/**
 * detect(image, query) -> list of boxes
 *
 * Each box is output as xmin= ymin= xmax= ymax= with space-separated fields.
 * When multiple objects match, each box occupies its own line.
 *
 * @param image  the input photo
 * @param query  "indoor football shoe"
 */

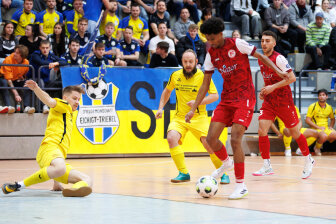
xmin=211 ymin=157 xmax=234 ymax=179
xmin=62 ymin=186 xmax=92 ymax=197
xmin=252 ymin=165 xmax=274 ymax=176
xmin=2 ymin=182 xmax=21 ymax=194
xmin=220 ymin=173 xmax=230 ymax=184
xmin=171 ymin=172 xmax=190 ymax=183
xmin=302 ymin=155 xmax=315 ymax=179
xmin=228 ymin=183 xmax=248 ymax=200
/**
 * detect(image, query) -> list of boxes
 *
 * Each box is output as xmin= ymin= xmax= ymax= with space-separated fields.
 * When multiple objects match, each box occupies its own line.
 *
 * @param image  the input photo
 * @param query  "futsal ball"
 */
xmin=86 ymin=79 xmax=108 ymax=99
xmin=196 ymin=176 xmax=218 ymax=198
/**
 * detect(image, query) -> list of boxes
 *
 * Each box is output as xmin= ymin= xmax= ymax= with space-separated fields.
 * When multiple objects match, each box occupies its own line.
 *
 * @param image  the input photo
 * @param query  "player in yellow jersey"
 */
xmin=155 ymin=49 xmax=230 ymax=184
xmin=305 ymin=89 xmax=336 ymax=155
xmin=271 ymin=106 xmax=326 ymax=156
xmin=2 ymin=80 xmax=92 ymax=197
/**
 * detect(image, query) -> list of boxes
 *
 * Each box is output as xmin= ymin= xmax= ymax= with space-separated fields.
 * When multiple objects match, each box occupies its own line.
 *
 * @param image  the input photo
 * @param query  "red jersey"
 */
xmin=258 ymin=51 xmax=293 ymax=107
xmin=204 ymin=38 xmax=256 ymax=109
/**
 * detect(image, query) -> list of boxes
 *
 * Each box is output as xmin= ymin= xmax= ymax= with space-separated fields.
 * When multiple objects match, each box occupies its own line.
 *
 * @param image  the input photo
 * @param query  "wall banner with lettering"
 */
xmin=61 ymin=67 xmax=227 ymax=154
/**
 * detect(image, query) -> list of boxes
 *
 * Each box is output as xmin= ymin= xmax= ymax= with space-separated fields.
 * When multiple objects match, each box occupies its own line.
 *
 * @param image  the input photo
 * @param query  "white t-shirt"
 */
xmin=148 ymin=36 xmax=175 ymax=53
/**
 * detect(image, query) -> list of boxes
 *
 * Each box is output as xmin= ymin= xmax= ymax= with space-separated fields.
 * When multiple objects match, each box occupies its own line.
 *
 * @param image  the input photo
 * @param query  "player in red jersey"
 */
xmin=253 ymin=30 xmax=315 ymax=179
xmin=185 ymin=18 xmax=288 ymax=200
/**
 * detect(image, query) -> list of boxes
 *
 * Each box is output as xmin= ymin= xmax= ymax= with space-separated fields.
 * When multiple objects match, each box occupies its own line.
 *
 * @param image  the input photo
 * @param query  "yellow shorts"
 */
xmin=316 ymin=128 xmax=334 ymax=136
xmin=168 ymin=115 xmax=209 ymax=145
xmin=300 ymin=128 xmax=306 ymax=134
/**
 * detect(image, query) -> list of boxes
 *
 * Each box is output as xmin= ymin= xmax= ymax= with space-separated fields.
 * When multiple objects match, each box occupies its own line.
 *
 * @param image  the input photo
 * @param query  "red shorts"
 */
xmin=259 ymin=102 xmax=299 ymax=128
xmin=211 ymin=104 xmax=254 ymax=128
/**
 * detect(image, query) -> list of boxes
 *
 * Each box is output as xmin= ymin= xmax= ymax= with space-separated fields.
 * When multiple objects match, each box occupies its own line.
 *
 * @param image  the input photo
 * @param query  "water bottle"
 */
xmin=294 ymin=47 xmax=299 ymax=53
xmin=331 ymin=72 xmax=336 ymax=91
xmin=16 ymin=103 xmax=21 ymax=112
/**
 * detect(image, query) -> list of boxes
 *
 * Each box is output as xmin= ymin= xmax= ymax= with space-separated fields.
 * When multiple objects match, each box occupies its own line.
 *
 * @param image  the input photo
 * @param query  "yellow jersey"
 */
xmin=166 ymin=69 xmax=217 ymax=118
xmin=11 ymin=9 xmax=37 ymax=36
xmin=306 ymin=102 xmax=334 ymax=128
xmin=41 ymin=98 xmax=73 ymax=156
xmin=99 ymin=13 xmax=119 ymax=38
xmin=119 ymin=16 xmax=148 ymax=40
xmin=37 ymin=10 xmax=63 ymax=35
xmin=276 ymin=106 xmax=300 ymax=130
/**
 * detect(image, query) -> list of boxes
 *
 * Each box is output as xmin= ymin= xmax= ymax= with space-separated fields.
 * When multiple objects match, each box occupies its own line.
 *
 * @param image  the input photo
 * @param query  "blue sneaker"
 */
xmin=220 ymin=173 xmax=230 ymax=184
xmin=171 ymin=172 xmax=190 ymax=183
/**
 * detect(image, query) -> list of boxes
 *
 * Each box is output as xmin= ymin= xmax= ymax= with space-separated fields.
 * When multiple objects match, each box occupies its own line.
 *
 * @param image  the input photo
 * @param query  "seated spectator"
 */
xmin=87 ymin=42 xmax=114 ymax=67
xmin=95 ymin=22 xmax=126 ymax=66
xmin=0 ymin=0 xmax=23 ymax=23
xmin=70 ymin=17 xmax=91 ymax=55
xmin=99 ymin=0 xmax=120 ymax=38
xmin=116 ymin=0 xmax=131 ymax=19
xmin=0 ymin=45 xmax=35 ymax=114
xmin=0 ymin=21 xmax=19 ymax=63
xmin=11 ymin=0 xmax=37 ymax=37
xmin=56 ymin=0 xmax=73 ymax=18
xmin=232 ymin=29 xmax=241 ymax=38
xmin=214 ymin=0 xmax=232 ymax=21
xmin=47 ymin=22 xmax=69 ymax=57
xmin=176 ymin=24 xmax=205 ymax=68
xmin=117 ymin=3 xmax=149 ymax=53
xmin=149 ymin=41 xmax=179 ymax=68
xmin=197 ymin=8 xmax=212 ymax=43
xmin=170 ymin=0 xmax=199 ymax=23
xmin=19 ymin=24 xmax=42 ymax=58
xmin=118 ymin=26 xmax=142 ymax=66
xmin=314 ymin=0 xmax=336 ymax=28
xmin=330 ymin=25 xmax=336 ymax=68
xmin=29 ymin=39 xmax=67 ymax=113
xmin=149 ymin=0 xmax=177 ymax=43
xmin=256 ymin=0 xmax=271 ymax=19
xmin=289 ymin=0 xmax=314 ymax=53
xmin=305 ymin=12 xmax=332 ymax=69
xmin=148 ymin=22 xmax=175 ymax=55
xmin=173 ymin=7 xmax=194 ymax=40
xmin=264 ymin=0 xmax=297 ymax=55
xmin=37 ymin=0 xmax=64 ymax=38
xmin=231 ymin=0 xmax=262 ymax=40
xmin=65 ymin=0 xmax=84 ymax=36
xmin=131 ymin=0 xmax=155 ymax=22
xmin=61 ymin=38 xmax=83 ymax=65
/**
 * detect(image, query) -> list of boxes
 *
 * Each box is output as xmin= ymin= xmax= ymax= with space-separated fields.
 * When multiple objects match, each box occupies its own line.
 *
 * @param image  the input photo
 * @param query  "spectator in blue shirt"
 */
xmin=61 ymin=38 xmax=83 ymax=65
xmin=87 ymin=42 xmax=113 ymax=67
xmin=118 ymin=26 xmax=141 ymax=66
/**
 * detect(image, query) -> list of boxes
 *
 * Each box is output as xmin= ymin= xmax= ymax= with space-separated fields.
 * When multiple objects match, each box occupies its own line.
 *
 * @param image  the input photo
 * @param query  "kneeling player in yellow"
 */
xmin=2 ymin=80 xmax=92 ymax=197
xmin=155 ymin=49 xmax=230 ymax=184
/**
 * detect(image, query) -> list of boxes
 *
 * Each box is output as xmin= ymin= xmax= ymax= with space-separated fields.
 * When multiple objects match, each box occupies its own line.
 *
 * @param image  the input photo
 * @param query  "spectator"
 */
xmin=116 ymin=0 xmax=131 ymax=19
xmin=256 ymin=0 xmax=271 ymax=19
xmin=118 ymin=26 xmax=142 ymax=66
xmin=264 ymin=0 xmax=297 ymax=55
xmin=0 ymin=0 xmax=23 ymax=23
xmin=87 ymin=42 xmax=114 ymax=67
xmin=65 ymin=0 xmax=84 ymax=36
xmin=149 ymin=0 xmax=177 ymax=43
xmin=0 ymin=21 xmax=19 ymax=63
xmin=197 ymin=8 xmax=212 ymax=43
xmin=231 ymin=0 xmax=262 ymax=40
xmin=82 ymin=0 xmax=110 ymax=34
xmin=37 ymin=0 xmax=64 ymax=38
xmin=170 ymin=0 xmax=199 ymax=23
xmin=173 ymin=7 xmax=195 ymax=40
xmin=29 ymin=39 xmax=67 ymax=113
xmin=56 ymin=0 xmax=72 ymax=18
xmin=117 ymin=3 xmax=149 ymax=52
xmin=289 ymin=0 xmax=314 ymax=52
xmin=61 ymin=38 xmax=83 ymax=65
xmin=214 ymin=0 xmax=232 ymax=21
xmin=19 ymin=24 xmax=42 ymax=57
xmin=305 ymin=12 xmax=332 ymax=69
xmin=132 ymin=0 xmax=155 ymax=21
xmin=330 ymin=25 xmax=336 ymax=68
xmin=33 ymin=0 xmax=46 ymax=12
xmin=314 ymin=0 xmax=336 ymax=27
xmin=149 ymin=41 xmax=179 ymax=68
xmin=0 ymin=45 xmax=35 ymax=114
xmin=148 ymin=22 xmax=175 ymax=55
xmin=176 ymin=24 xmax=205 ymax=68
xmin=70 ymin=17 xmax=91 ymax=55
xmin=47 ymin=22 xmax=69 ymax=57
xmin=11 ymin=0 xmax=37 ymax=37
xmin=100 ymin=0 xmax=120 ymax=38
xmin=232 ymin=29 xmax=241 ymax=38
xmin=95 ymin=22 xmax=126 ymax=66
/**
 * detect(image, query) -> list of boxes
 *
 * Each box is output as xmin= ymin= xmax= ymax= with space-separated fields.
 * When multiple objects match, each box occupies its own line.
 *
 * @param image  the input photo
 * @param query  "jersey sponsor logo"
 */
xmin=228 ymin=49 xmax=236 ymax=58
xmin=261 ymin=71 xmax=272 ymax=79
xmin=77 ymin=80 xmax=120 ymax=144
xmin=218 ymin=64 xmax=237 ymax=75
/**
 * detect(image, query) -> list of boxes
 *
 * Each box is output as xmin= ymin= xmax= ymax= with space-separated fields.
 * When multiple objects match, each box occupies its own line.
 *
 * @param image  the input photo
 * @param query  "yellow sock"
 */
xmin=306 ymin=137 xmax=317 ymax=147
xmin=315 ymin=141 xmax=322 ymax=149
xmin=209 ymin=153 xmax=222 ymax=169
xmin=72 ymin=181 xmax=89 ymax=189
xmin=283 ymin=135 xmax=292 ymax=149
xmin=170 ymin=145 xmax=188 ymax=174
xmin=23 ymin=167 xmax=50 ymax=187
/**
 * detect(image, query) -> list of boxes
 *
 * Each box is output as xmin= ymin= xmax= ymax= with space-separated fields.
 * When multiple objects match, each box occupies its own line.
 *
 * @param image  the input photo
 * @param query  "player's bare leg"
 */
xmin=62 ymin=169 xmax=92 ymax=197
xmin=201 ymin=137 xmax=230 ymax=184
xmin=167 ymin=130 xmax=190 ymax=183
xmin=288 ymin=124 xmax=315 ymax=179
xmin=253 ymin=119 xmax=275 ymax=176
xmin=302 ymin=129 xmax=327 ymax=156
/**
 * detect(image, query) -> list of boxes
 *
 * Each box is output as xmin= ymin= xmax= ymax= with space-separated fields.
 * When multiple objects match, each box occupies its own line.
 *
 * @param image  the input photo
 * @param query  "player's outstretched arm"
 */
xmin=253 ymin=51 xmax=288 ymax=80
xmin=24 ymin=80 xmax=57 ymax=108
xmin=185 ymin=72 xmax=212 ymax=123
xmin=155 ymin=88 xmax=172 ymax=119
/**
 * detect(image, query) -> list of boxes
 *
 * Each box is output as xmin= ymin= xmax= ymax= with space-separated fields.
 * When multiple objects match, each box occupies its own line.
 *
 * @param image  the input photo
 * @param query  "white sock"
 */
xmin=235 ymin=182 xmax=245 ymax=189
xmin=305 ymin=154 xmax=311 ymax=162
xmin=264 ymin=159 xmax=271 ymax=167
xmin=18 ymin=181 xmax=25 ymax=188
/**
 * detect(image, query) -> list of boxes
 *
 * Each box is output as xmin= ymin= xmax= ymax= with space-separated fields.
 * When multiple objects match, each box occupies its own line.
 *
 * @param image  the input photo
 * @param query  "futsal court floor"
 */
xmin=1 ymin=156 xmax=336 ymax=223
